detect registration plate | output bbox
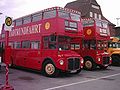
[105,64,108,66]
[70,70,77,73]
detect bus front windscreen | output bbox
[58,36,71,50]
[97,40,105,50]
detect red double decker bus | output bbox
[71,18,111,70]
[0,7,84,77]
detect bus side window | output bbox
[16,19,22,26]
[49,43,56,49]
[14,42,21,48]
[23,16,31,24]
[22,41,30,48]
[49,35,56,49]
[9,42,14,48]
[43,36,49,49]
[32,12,42,22]
[31,41,40,49]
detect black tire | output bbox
[42,60,59,77]
[84,57,97,70]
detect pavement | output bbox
[0,66,120,90]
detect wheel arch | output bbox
[42,57,55,67]
[84,56,94,62]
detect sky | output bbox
[0,0,120,31]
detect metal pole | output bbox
[0,31,14,90]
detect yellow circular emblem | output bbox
[5,17,12,26]
[45,22,50,30]
[86,29,92,35]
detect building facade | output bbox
[114,27,120,37]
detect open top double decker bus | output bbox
[0,7,84,77]
[108,37,120,65]
[73,18,111,70]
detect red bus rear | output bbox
[0,7,84,77]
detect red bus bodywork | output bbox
[0,7,84,77]
[72,18,111,70]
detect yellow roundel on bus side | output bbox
[86,29,92,35]
[45,22,50,30]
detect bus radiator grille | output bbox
[103,57,110,64]
[68,58,80,70]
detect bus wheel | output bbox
[84,58,96,70]
[43,60,59,77]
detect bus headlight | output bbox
[59,60,64,65]
[98,58,101,61]
[110,57,112,61]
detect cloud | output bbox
[0,0,7,7]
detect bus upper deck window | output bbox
[58,10,70,19]
[43,10,56,19]
[23,16,31,24]
[70,13,80,21]
[16,19,22,26]
[32,12,42,22]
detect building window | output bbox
[99,14,101,20]
[92,5,99,10]
[90,12,93,17]
[94,13,97,19]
